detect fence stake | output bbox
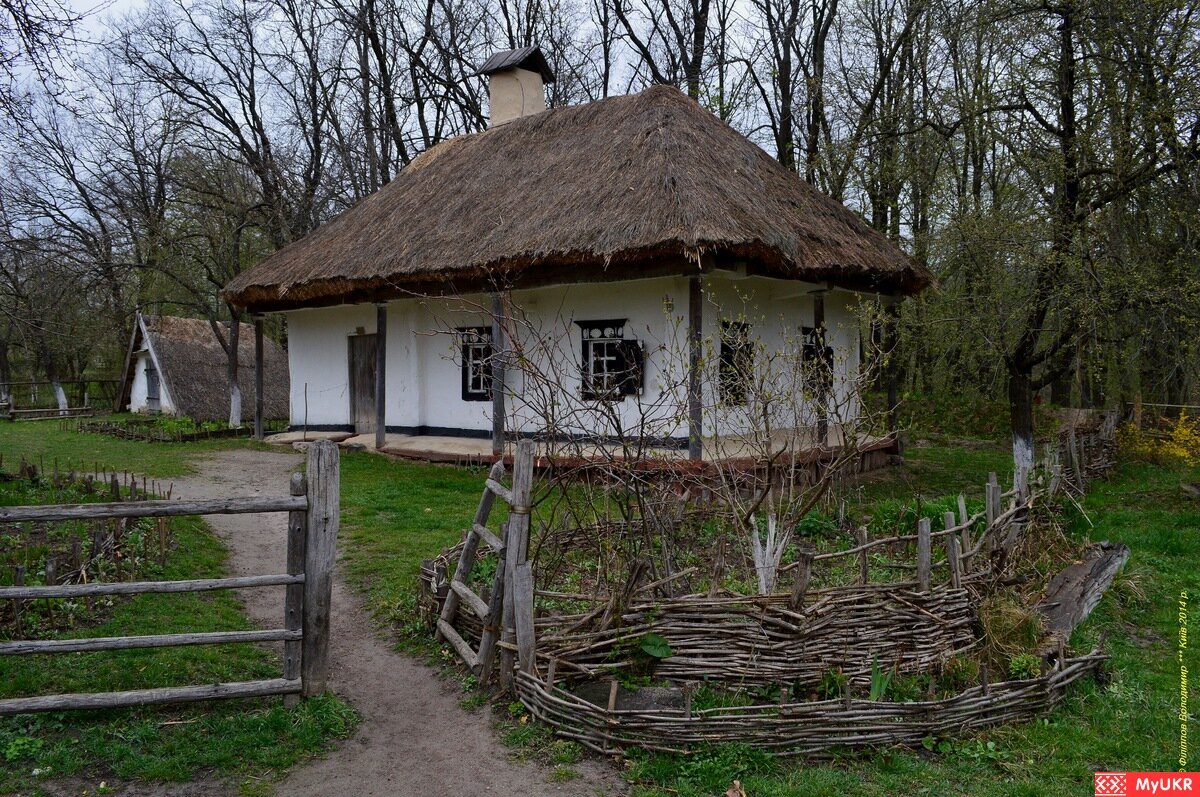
[500,440,535,690]
[284,472,307,708]
[944,512,961,589]
[513,561,536,676]
[301,441,339,698]
[957,494,972,573]
[789,548,814,610]
[916,518,931,593]
[854,527,869,584]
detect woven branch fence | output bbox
[513,652,1106,758]
[423,464,1110,757]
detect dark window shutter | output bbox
[619,340,644,396]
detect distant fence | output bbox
[74,417,288,442]
[0,379,121,420]
[0,440,340,715]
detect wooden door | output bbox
[348,334,377,434]
[146,364,161,414]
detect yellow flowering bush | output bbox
[1118,412,1200,467]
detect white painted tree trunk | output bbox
[1013,432,1034,496]
[52,381,68,414]
[228,380,242,428]
[750,511,791,595]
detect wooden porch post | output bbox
[253,315,264,441]
[491,293,506,457]
[813,291,829,447]
[375,303,387,450]
[687,276,703,461]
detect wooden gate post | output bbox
[500,440,535,689]
[284,472,307,707]
[301,441,339,697]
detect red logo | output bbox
[1096,773,1200,796]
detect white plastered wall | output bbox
[128,350,176,415]
[281,274,863,439]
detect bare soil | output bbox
[39,447,625,797]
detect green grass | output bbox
[0,428,357,794]
[0,416,272,478]
[336,451,504,641]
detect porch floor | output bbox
[263,429,899,469]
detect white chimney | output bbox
[479,47,556,128]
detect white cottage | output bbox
[116,313,290,423]
[223,48,930,462]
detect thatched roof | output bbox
[117,315,290,422]
[224,85,931,312]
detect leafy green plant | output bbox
[868,657,894,701]
[639,633,673,659]
[816,668,848,700]
[1008,652,1043,680]
[3,736,42,763]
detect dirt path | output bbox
[74,447,626,797]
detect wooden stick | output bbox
[916,518,931,593]
[0,679,300,716]
[0,496,306,523]
[0,628,301,656]
[284,472,307,709]
[0,574,302,600]
[944,512,961,590]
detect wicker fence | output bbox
[423,460,1111,758]
[514,651,1105,758]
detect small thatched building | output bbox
[222,47,930,456]
[116,313,289,423]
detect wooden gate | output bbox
[348,334,377,434]
[0,441,340,714]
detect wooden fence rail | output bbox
[0,440,340,716]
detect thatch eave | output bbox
[226,242,929,313]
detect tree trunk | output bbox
[1008,369,1034,493]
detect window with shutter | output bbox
[458,327,493,401]
[576,319,644,400]
[719,321,753,405]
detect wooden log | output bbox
[485,479,514,505]
[451,579,490,620]
[789,549,813,610]
[375,303,387,450]
[513,562,536,675]
[0,628,301,656]
[957,495,972,574]
[438,460,506,642]
[0,573,301,600]
[284,472,307,708]
[471,522,505,554]
[944,512,961,590]
[687,275,703,461]
[491,293,506,457]
[0,496,306,523]
[916,518,932,593]
[436,618,480,670]
[476,521,507,683]
[854,527,869,584]
[301,441,339,698]
[500,440,535,689]
[1036,541,1130,657]
[0,678,300,716]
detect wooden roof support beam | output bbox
[375,303,387,450]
